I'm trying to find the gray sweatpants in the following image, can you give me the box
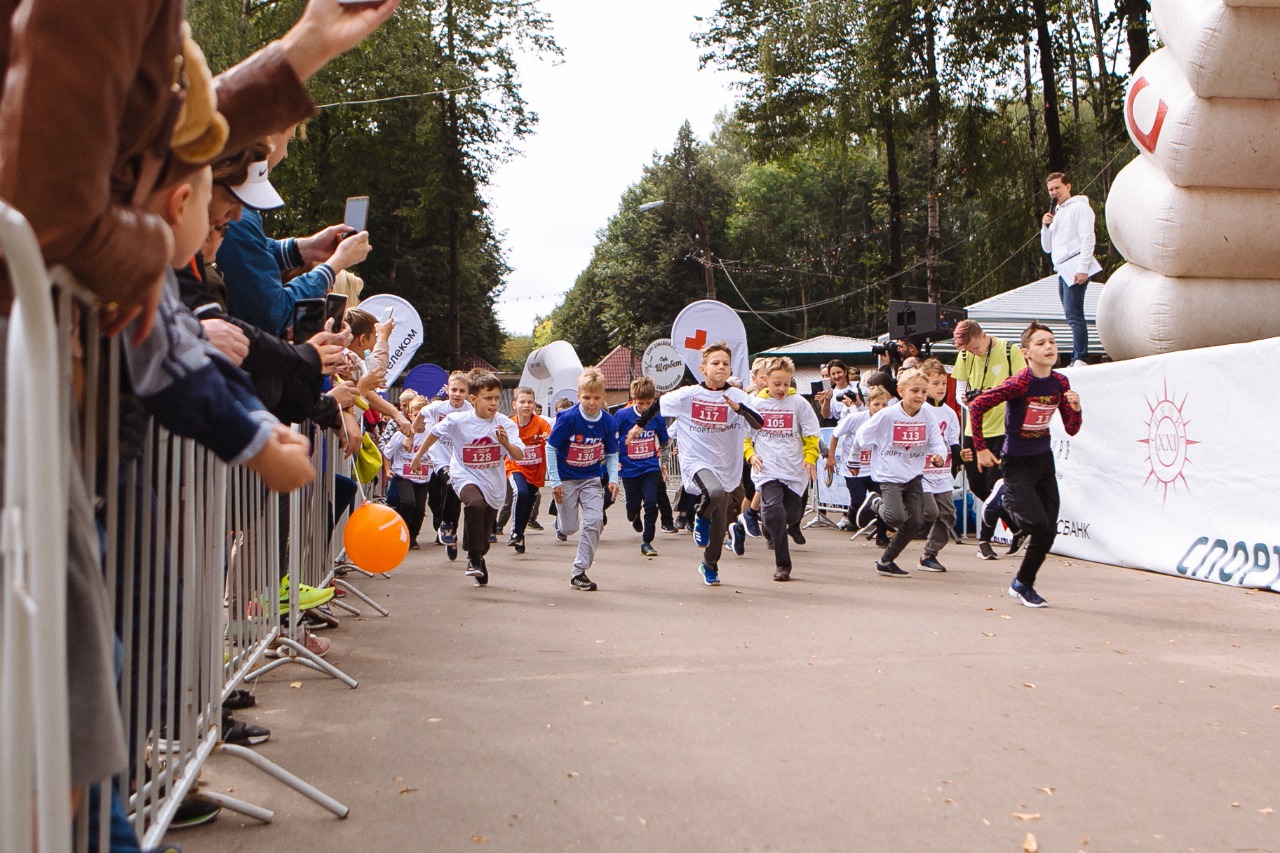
[878,476,936,562]
[557,478,605,577]
[921,490,957,559]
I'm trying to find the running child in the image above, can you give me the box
[827,384,891,540]
[412,372,523,585]
[629,342,764,586]
[419,370,472,558]
[546,368,620,591]
[614,376,671,558]
[384,397,432,549]
[853,369,948,577]
[917,359,961,572]
[503,386,550,554]
[969,321,1083,607]
[744,357,820,581]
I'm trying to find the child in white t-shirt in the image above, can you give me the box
[827,385,891,540]
[385,397,432,549]
[628,342,762,586]
[853,369,948,577]
[744,357,820,581]
[420,371,473,558]
[413,372,523,586]
[917,359,962,573]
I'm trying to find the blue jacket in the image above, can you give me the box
[217,208,335,336]
[546,405,619,484]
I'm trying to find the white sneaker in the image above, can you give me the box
[1069,359,1088,368]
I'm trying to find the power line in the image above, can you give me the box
[315,83,482,109]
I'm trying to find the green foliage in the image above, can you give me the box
[187,0,559,368]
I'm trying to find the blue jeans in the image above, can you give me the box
[1058,275,1089,363]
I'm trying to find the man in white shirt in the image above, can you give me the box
[1041,172,1102,367]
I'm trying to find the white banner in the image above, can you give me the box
[1050,336,1280,591]
[357,294,424,385]
[671,300,750,381]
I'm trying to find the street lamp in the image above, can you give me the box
[638,199,716,301]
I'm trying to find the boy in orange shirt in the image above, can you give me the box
[505,386,551,553]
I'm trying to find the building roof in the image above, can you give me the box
[596,345,641,391]
[460,353,499,373]
[927,275,1104,357]
[754,334,879,361]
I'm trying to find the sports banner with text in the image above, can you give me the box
[1049,336,1280,592]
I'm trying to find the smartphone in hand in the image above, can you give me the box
[324,293,348,333]
[344,196,369,233]
[292,298,326,343]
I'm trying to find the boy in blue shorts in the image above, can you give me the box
[615,376,670,557]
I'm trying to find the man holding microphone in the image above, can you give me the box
[1041,172,1102,367]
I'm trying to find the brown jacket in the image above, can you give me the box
[0,0,318,313]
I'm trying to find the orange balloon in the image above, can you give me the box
[343,503,410,573]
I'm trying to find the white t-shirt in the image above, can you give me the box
[750,392,820,495]
[430,411,523,509]
[832,408,874,478]
[423,398,473,471]
[385,430,430,484]
[854,402,947,484]
[659,384,758,492]
[922,402,960,494]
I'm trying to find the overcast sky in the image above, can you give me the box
[485,0,741,337]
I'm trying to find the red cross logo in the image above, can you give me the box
[684,329,707,350]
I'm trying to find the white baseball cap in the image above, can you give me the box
[228,160,284,210]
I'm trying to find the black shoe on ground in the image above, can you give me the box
[773,565,792,582]
[855,492,881,529]
[447,543,458,561]
[170,796,221,829]
[640,542,658,557]
[409,540,421,551]
[661,523,679,534]
[571,573,598,591]
[977,541,998,560]
[787,524,806,545]
[875,559,910,577]
[221,712,270,746]
[918,556,947,572]
[513,535,526,554]
[465,558,485,578]
[628,509,642,532]
[728,521,746,556]
[223,688,256,710]
[528,519,544,531]
[1007,532,1027,557]
[875,533,892,548]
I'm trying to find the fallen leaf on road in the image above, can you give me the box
[986,607,995,611]
[942,797,955,805]
[289,681,302,689]
[470,836,488,844]
[1023,831,1038,852]
[1231,802,1240,808]
[428,718,442,723]
[1001,614,1012,620]
[393,776,403,782]
[983,632,996,637]
[1023,683,1036,689]
[1036,787,1054,795]
[1260,806,1274,814]
[399,787,417,795]
[567,771,579,778]
[1013,812,1042,821]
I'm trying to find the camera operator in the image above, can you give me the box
[951,319,1026,559]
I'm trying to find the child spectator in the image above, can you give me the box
[629,342,763,586]
[418,371,473,559]
[827,385,891,541]
[504,386,550,554]
[546,368,620,590]
[385,397,432,549]
[969,322,1083,607]
[744,357,820,581]
[412,372,523,585]
[853,369,948,577]
[614,376,671,557]
[918,359,962,572]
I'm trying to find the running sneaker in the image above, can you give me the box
[170,796,221,829]
[278,577,335,615]
[489,532,498,543]
[662,523,680,534]
[728,522,746,556]
[787,524,806,545]
[977,541,998,560]
[699,562,720,586]
[854,492,881,530]
[221,711,270,746]
[440,523,457,545]
[875,559,910,577]
[918,556,948,573]
[739,509,762,538]
[528,519,544,531]
[835,517,851,531]
[693,516,711,547]
[1008,578,1047,607]
[409,540,421,551]
[628,509,643,533]
[447,543,458,561]
[773,565,792,582]
[640,542,658,557]
[465,558,485,577]
[507,533,519,547]
[1007,531,1028,557]
[555,520,568,542]
[513,535,526,554]
[570,573,598,591]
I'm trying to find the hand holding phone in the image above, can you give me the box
[324,293,348,333]
[291,298,326,343]
[344,195,369,233]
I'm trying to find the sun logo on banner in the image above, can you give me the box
[1139,380,1198,505]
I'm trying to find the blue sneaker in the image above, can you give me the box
[699,562,720,586]
[440,523,457,546]
[1009,579,1047,608]
[693,516,710,547]
[728,522,745,556]
[739,510,761,538]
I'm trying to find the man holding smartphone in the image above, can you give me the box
[218,126,373,336]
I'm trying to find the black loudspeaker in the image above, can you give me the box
[888,300,967,343]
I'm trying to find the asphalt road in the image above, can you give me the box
[179,515,1280,853]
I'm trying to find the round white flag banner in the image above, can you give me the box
[357,294,424,386]
[670,300,750,381]
[642,338,687,393]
